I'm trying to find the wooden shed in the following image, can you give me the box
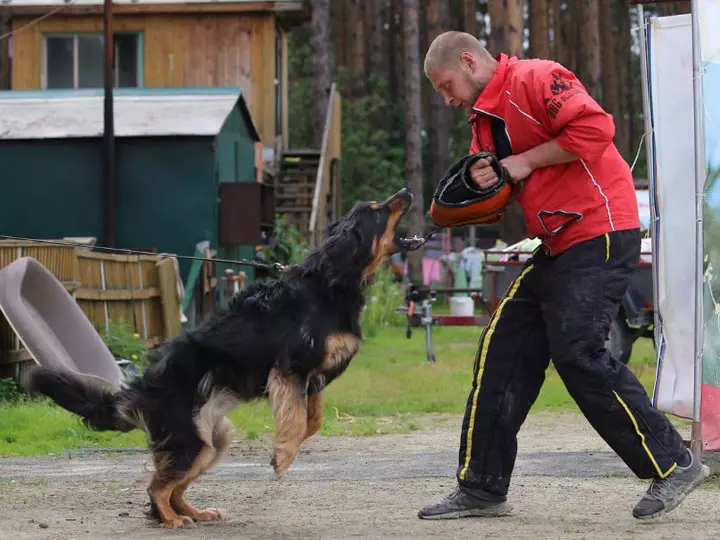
[0,87,272,306]
[2,0,307,159]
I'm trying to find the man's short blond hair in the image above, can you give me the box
[424,31,493,76]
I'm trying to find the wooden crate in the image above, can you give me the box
[0,241,181,379]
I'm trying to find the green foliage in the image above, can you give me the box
[335,71,407,211]
[287,32,408,213]
[259,215,311,268]
[99,321,148,369]
[287,37,314,150]
[361,266,405,339]
[0,377,26,404]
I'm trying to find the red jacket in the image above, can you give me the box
[469,54,640,255]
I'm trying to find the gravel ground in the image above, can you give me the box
[1,411,717,540]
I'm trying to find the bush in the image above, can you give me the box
[361,266,405,339]
[99,321,149,370]
[0,377,27,404]
[257,215,311,268]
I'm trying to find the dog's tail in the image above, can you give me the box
[27,367,136,432]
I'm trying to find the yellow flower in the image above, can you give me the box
[133,333,140,338]
[131,354,138,360]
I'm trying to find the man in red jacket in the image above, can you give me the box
[418,31,709,521]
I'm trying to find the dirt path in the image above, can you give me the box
[1,412,717,540]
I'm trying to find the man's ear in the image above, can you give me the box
[459,51,476,73]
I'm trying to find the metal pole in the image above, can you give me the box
[103,0,116,248]
[637,5,661,356]
[690,0,706,458]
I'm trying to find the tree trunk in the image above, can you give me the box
[309,0,332,149]
[486,0,506,56]
[426,0,450,191]
[368,0,386,84]
[330,1,347,71]
[530,0,550,59]
[551,0,563,62]
[659,2,690,16]
[566,0,580,74]
[600,0,623,155]
[616,0,632,161]
[579,0,602,102]
[505,0,524,57]
[461,0,478,38]
[349,0,366,98]
[389,0,404,111]
[487,0,524,56]
[403,0,425,285]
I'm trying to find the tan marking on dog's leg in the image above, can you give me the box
[148,474,195,529]
[268,368,308,478]
[207,416,234,471]
[170,419,235,522]
[194,390,239,448]
[322,333,361,370]
[304,392,323,441]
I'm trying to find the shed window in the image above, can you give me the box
[43,33,141,89]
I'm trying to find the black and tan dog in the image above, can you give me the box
[27,188,416,529]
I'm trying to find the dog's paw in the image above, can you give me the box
[195,508,228,522]
[161,515,196,529]
[271,445,298,478]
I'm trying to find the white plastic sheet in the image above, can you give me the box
[647,14,697,419]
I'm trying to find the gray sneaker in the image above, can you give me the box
[633,451,710,519]
[418,486,513,520]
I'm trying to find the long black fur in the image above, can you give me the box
[25,189,413,526]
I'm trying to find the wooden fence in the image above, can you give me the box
[308,82,342,248]
[0,241,182,380]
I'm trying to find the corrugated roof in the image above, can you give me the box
[0,88,260,140]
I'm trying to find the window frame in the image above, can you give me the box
[41,30,144,90]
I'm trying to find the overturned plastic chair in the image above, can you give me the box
[0,256,123,390]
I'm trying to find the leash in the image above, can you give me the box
[0,234,288,275]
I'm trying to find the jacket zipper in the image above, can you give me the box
[472,107,513,153]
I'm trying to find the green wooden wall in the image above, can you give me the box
[115,137,218,281]
[0,140,103,241]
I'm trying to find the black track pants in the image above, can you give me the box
[456,228,687,499]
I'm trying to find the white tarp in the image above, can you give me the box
[647,14,696,419]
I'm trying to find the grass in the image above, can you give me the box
[0,326,661,458]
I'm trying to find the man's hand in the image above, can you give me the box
[499,154,534,184]
[469,155,532,189]
[468,157,499,189]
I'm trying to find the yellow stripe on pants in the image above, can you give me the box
[613,391,677,479]
[458,264,534,481]
[604,233,610,262]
